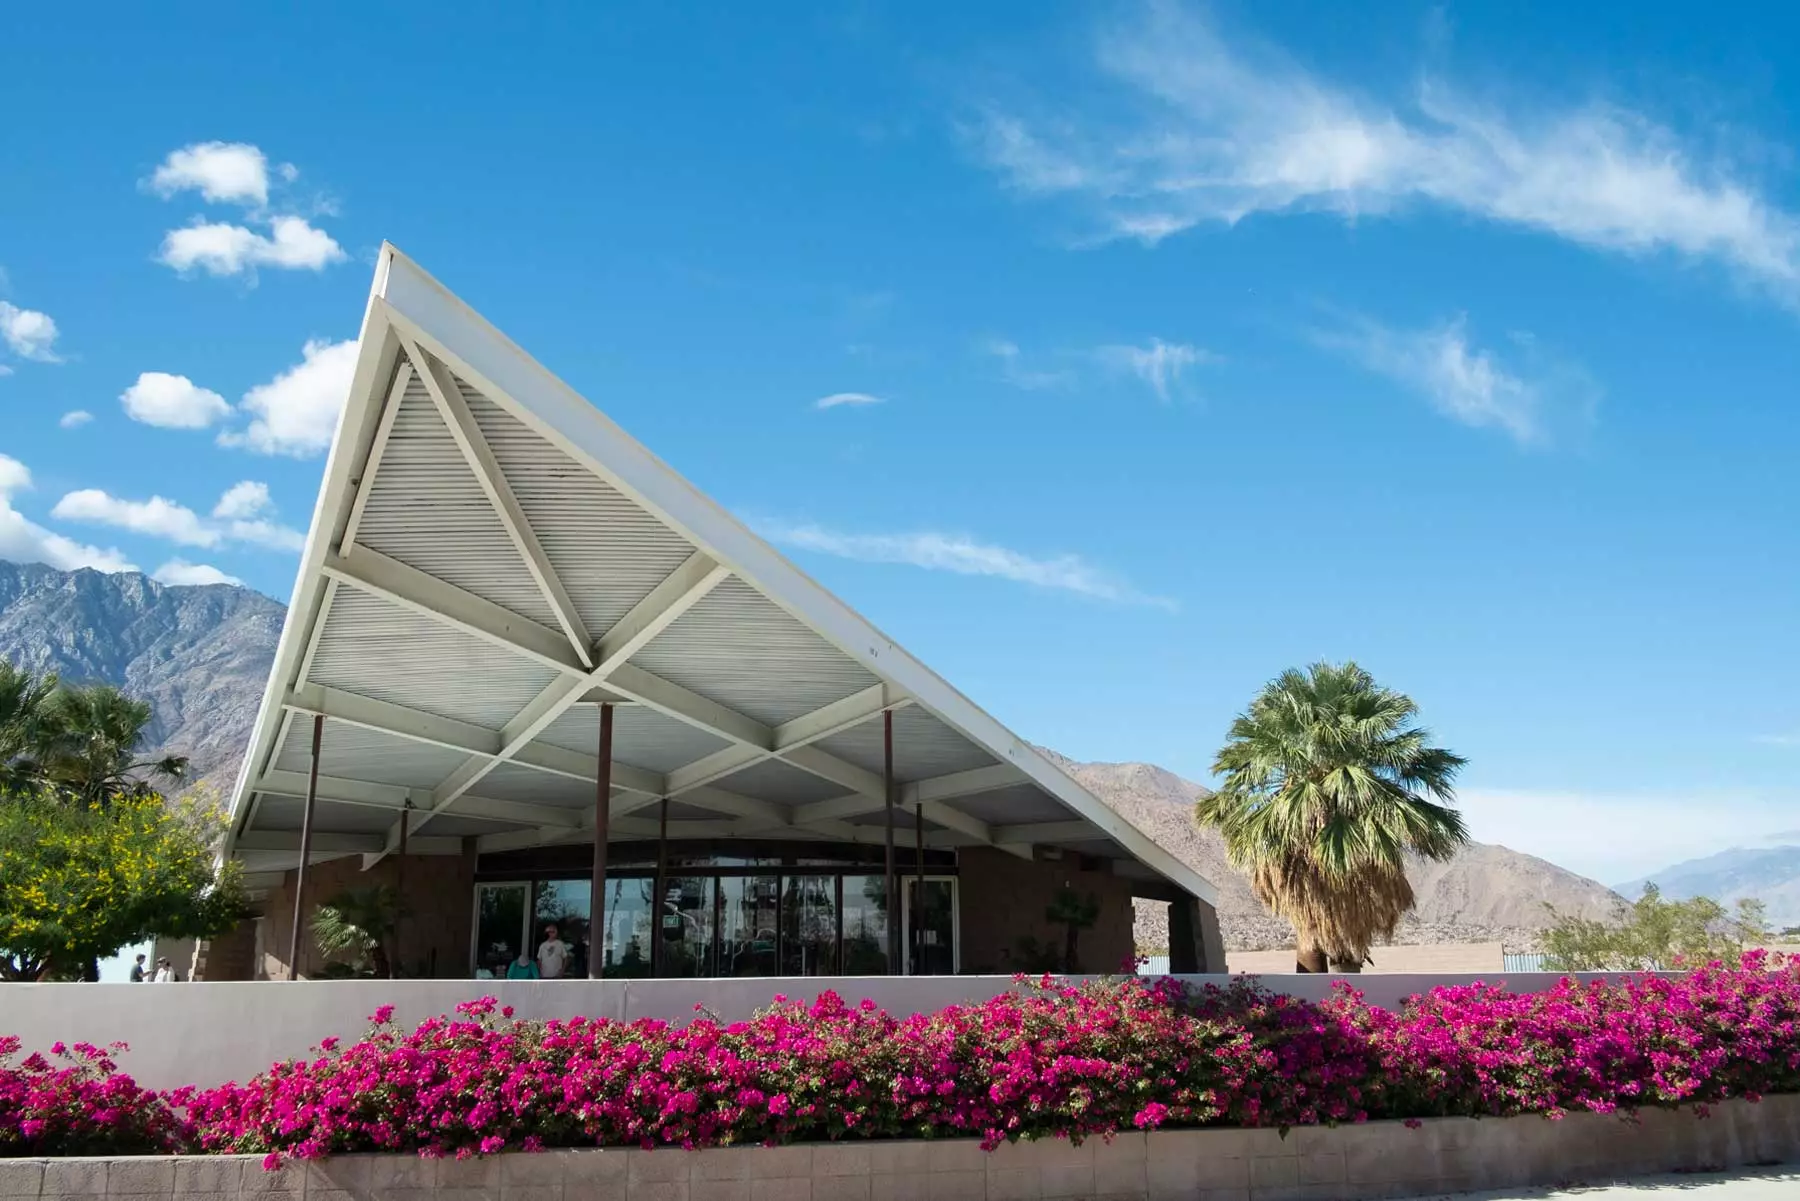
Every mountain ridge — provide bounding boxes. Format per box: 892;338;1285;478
1617;844;1800;928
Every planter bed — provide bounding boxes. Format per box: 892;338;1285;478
1;1097;1796;1201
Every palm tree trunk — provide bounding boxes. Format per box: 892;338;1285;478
1295;939;1327;973
1328;954;1364;974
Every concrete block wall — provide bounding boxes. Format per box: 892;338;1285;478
245;849;476;981
956;848;1138;974
0;1096;1793;1200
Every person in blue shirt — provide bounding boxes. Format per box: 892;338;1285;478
505;951;540;980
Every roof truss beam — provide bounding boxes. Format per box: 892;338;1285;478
402;335;594;665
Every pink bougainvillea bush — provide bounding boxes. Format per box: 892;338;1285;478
4;956;1797;1163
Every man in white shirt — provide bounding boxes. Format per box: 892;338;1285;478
152;957;175;982
536;924;569;980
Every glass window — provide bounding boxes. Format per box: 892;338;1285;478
472;883;530;979
533;879;591;980
780;875;839;976
840;874;891;976
597;876;655;978
658;875;717;977
718;875;780;977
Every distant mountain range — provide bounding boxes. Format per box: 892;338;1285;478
1618;845;1800;929
1;558;1750;954
0;561;281;788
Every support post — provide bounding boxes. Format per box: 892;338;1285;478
394;799;409;980
884;709;898;973
287;714;323;981
914;799;926;976
652;796;668;978
589;702;614;979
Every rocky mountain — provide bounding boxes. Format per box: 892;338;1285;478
0;561;282;787
1041;752;1626;953
1617;845;1800;929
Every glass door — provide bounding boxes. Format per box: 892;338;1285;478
659;875;718;977
905;878;957;975
779;875;839;976
718;875;780;977
471;882;530;979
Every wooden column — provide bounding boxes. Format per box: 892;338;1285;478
287;714;323;981
884;709;898;974
589;702;614;979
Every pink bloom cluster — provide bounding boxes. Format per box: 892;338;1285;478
0;1037;187;1157
3;956;1796;1164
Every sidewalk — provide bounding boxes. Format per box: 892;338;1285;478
1428;1166;1800;1199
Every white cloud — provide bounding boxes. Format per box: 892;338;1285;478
52;490;217;546
815;392;885;409
975;5;1800;300
151;559;244;587
1457;787;1800;885
148;142;276;206
212;479;272;520
1315;314;1598;444
221;337;357;457
59;410;93;430
984;338;1073;390
1095;338;1215;400
47;480;303;553
0;454;135;574
120;371;232;429
0;301;61;362
759;519;1175;608
158;216;344;276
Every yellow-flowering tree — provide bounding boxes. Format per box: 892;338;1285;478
0;789;247;981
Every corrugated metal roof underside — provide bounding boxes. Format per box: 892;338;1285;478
464;385;699;635
812;706;999;779
354;376;563;628
535;703;729;773
308;589;561;729
272;719;473;788
631;579;881;726
714;757;852;805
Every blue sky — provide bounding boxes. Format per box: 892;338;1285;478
5;1;1799;885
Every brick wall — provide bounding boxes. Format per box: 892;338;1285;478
252;847;476;980
956;849;1138;974
192;919;257;981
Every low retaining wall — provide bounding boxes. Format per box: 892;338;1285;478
4;972;1636;1092
2;1097;1795;1201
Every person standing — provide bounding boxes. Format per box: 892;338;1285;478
128;953;147;983
151;957;175;982
506;950;540;980
536;924;569;980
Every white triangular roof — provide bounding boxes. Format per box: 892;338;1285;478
224;245;1215;908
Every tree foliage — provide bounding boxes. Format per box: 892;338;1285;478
1197;661;1469;973
312;886;403;979
0;660;188;803
0;789;247;981
1539;884;1772;971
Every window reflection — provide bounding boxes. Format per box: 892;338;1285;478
718;876;780;977
841;874;890;976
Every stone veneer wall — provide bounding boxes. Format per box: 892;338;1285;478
0;1096;1793;1200
235;848;477;981
955;848;1138;974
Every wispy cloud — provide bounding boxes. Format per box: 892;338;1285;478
152;559;244;587
1314;314;1598;444
58;410;93;430
983;338;1073;390
1095;338;1217;400
0;301;62;363
758;518;1175;608
814;391;885;410
1754;731;1800;747
972;4;1800;302
147;141;344;280
0;454;135;574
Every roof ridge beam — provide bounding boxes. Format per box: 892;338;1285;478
402;336;594;666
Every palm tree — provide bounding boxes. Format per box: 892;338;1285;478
0;660;57;797
1197;662;1469;973
312;886;403;978
35;683;187;805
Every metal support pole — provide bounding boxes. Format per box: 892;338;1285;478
589;702;614;979
394;799;409;979
883;709;898;974
652;796;669;977
287;714;323;980
914;800;926;976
